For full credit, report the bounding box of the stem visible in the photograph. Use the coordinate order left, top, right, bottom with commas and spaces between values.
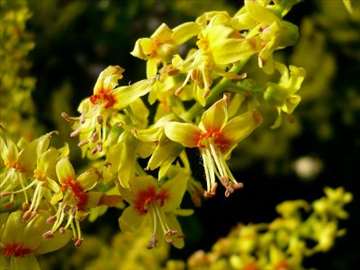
182, 58, 250, 122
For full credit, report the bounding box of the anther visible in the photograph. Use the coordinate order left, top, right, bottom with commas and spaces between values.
147, 236, 157, 249
78, 140, 89, 147
61, 112, 72, 122
47, 216, 56, 224
42, 231, 54, 239
22, 210, 36, 221
70, 129, 81, 138
204, 183, 218, 198
74, 238, 82, 247
0, 192, 11, 197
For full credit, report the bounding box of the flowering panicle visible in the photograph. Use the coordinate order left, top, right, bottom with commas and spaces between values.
54, 0, 307, 252
1, 1, 310, 266
0, 131, 59, 210
187, 187, 352, 270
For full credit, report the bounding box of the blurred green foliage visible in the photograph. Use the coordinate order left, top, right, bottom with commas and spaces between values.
0, 0, 38, 139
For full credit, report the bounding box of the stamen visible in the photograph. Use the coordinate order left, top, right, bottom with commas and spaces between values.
148, 207, 158, 249
175, 72, 191, 96
18, 175, 29, 204
61, 112, 78, 122
78, 140, 89, 147
47, 215, 57, 224
154, 206, 178, 244
70, 128, 81, 138
0, 172, 12, 189
201, 149, 217, 197
74, 219, 83, 247
8, 180, 36, 195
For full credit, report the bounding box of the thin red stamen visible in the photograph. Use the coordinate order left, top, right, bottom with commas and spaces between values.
90, 88, 116, 109
3, 243, 33, 257
62, 178, 88, 210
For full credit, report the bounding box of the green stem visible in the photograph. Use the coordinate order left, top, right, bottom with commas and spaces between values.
182, 58, 250, 122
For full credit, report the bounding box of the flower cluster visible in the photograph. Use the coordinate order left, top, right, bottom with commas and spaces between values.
68, 187, 352, 270
0, 129, 122, 267
58, 0, 307, 250
1, 0, 315, 269
187, 187, 352, 270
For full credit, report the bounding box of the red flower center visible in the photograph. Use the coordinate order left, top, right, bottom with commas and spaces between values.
194, 128, 231, 152
5, 161, 26, 173
244, 262, 258, 270
62, 178, 88, 210
90, 88, 116, 109
3, 243, 33, 257
276, 260, 290, 270
134, 186, 169, 215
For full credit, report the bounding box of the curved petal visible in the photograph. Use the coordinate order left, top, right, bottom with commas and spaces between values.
112, 79, 153, 110
2, 211, 24, 244
56, 157, 75, 183
164, 122, 201, 148
10, 256, 40, 270
162, 168, 189, 212
93, 66, 124, 93
172, 22, 200, 45
166, 214, 184, 249
118, 207, 145, 233
200, 97, 228, 131
245, 0, 280, 25
147, 138, 182, 171
146, 58, 158, 79
36, 230, 71, 255
222, 111, 262, 147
